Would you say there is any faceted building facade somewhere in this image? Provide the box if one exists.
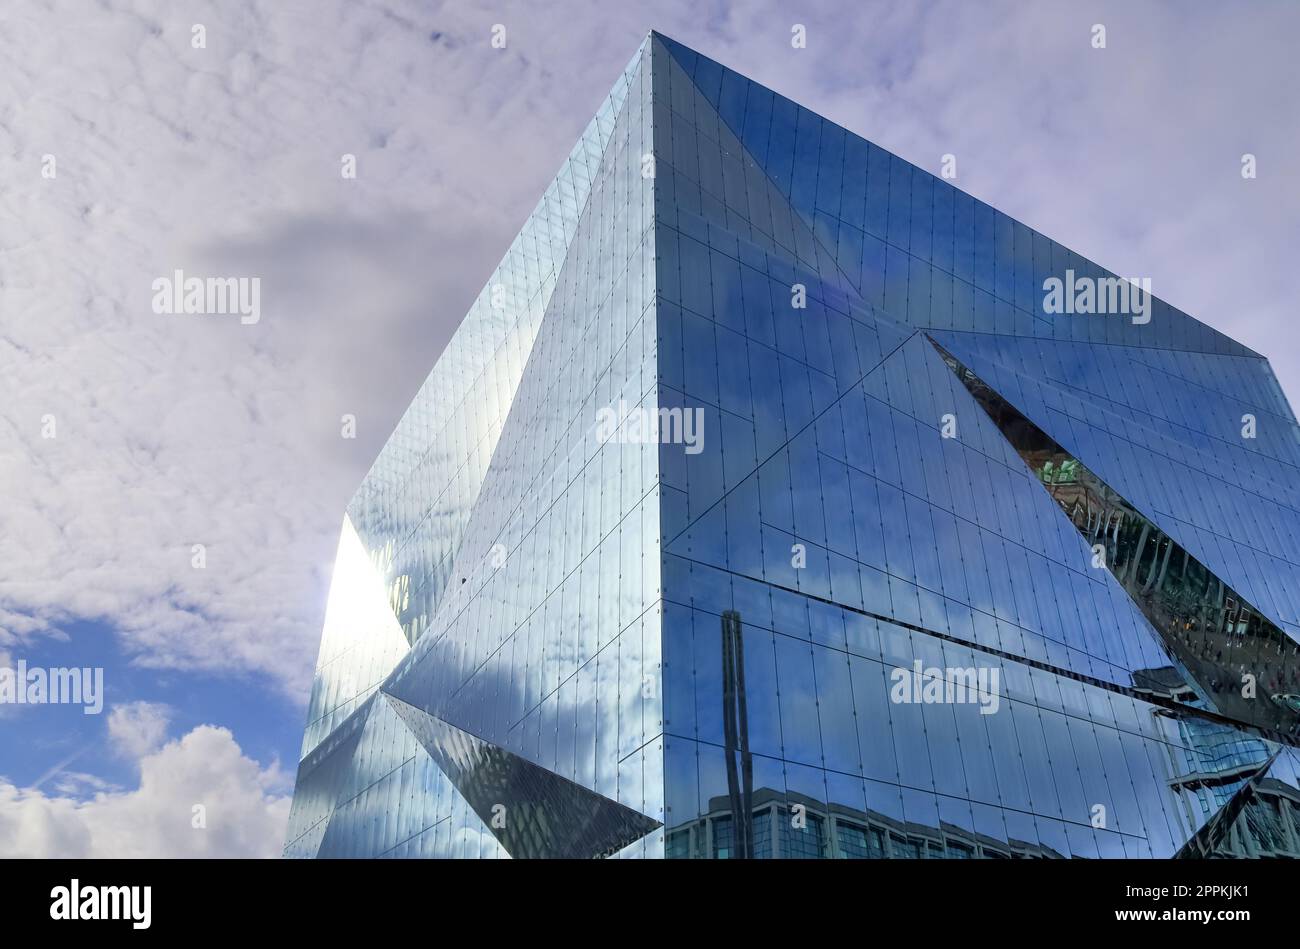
[284,33,1300,859]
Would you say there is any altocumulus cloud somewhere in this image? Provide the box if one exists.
[0,0,554,697]
[0,722,292,858]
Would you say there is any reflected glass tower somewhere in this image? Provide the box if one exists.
[284,33,1300,859]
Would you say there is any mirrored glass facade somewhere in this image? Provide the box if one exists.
[285,33,1300,859]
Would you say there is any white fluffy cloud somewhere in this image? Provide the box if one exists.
[0,724,291,858]
[107,700,172,759]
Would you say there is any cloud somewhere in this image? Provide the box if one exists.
[48,772,122,797]
[0,0,494,696]
[107,700,171,759]
[0,724,291,858]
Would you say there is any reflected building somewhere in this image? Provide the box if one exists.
[284,33,1300,858]
[667,785,1068,860]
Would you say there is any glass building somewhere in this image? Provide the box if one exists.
[284,33,1300,859]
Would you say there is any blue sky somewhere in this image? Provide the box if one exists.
[2,0,1297,855]
[0,621,300,790]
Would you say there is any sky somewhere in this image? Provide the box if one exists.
[1,0,1297,856]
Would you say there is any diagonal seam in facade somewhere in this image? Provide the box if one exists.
[285,32,1300,860]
